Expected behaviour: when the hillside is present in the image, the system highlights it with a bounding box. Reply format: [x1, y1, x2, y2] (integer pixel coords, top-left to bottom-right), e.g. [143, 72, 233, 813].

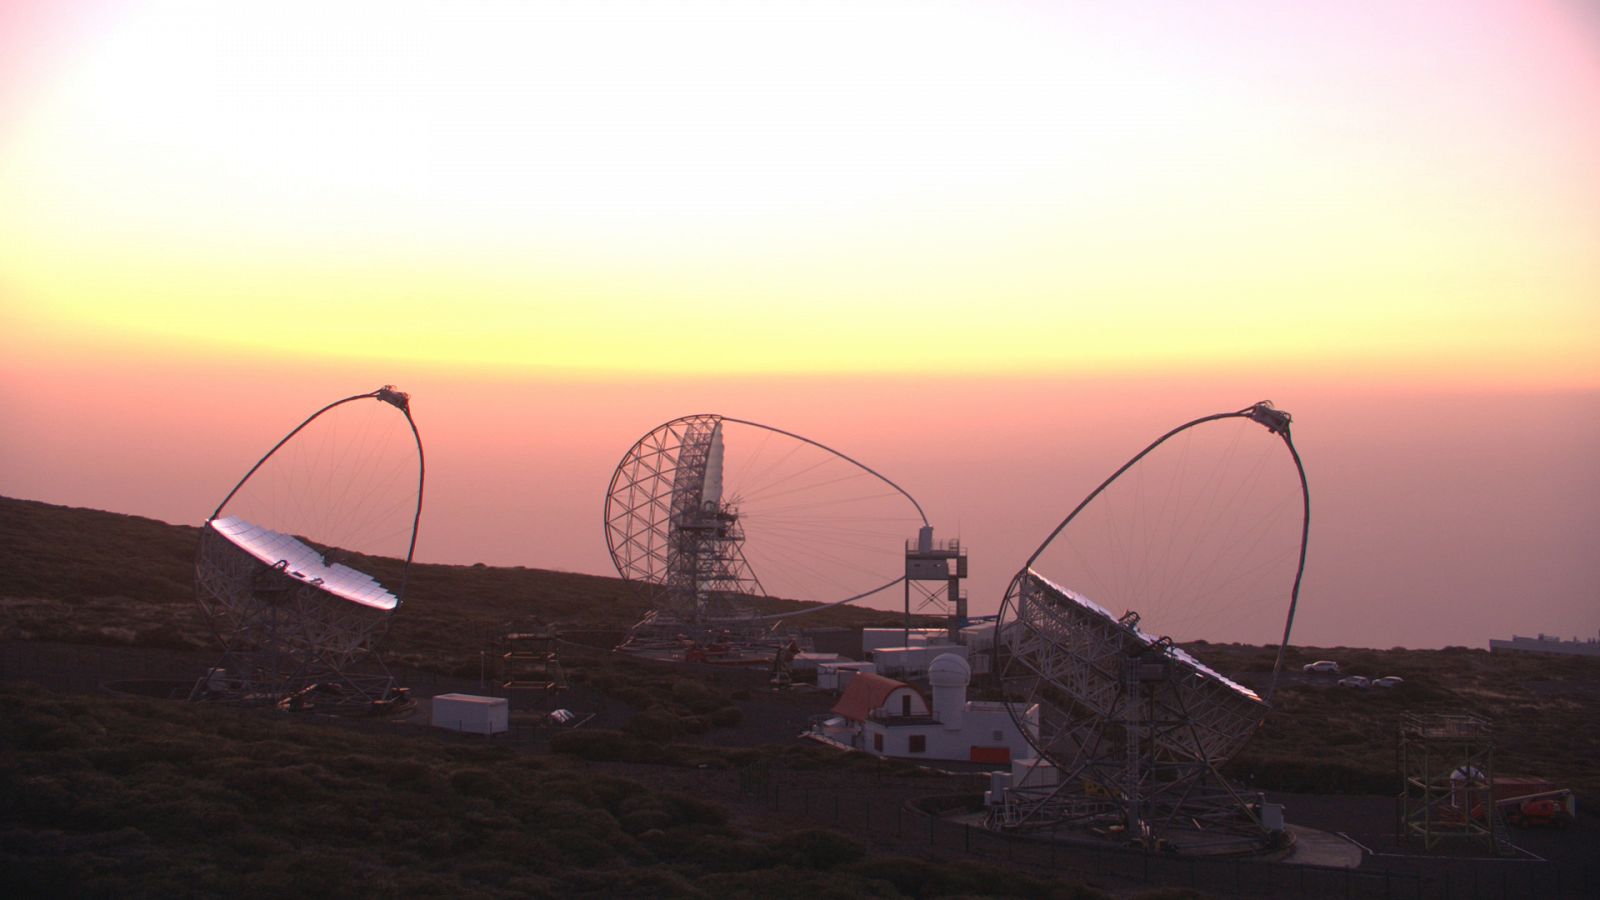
[0, 681, 1122, 900]
[3, 495, 1597, 804]
[0, 496, 910, 674]
[1203, 642, 1600, 803]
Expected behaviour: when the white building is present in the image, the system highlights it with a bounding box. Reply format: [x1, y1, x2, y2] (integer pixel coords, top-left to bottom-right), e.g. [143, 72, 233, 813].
[430, 693, 509, 735]
[985, 757, 1060, 806]
[870, 642, 968, 680]
[816, 661, 876, 691]
[813, 653, 1038, 764]
[1489, 632, 1600, 658]
[790, 652, 844, 672]
[861, 627, 950, 655]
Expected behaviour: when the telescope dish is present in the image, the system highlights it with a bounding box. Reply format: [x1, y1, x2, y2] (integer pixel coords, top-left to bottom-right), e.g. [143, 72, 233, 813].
[604, 414, 926, 652]
[993, 402, 1309, 851]
[193, 386, 424, 710]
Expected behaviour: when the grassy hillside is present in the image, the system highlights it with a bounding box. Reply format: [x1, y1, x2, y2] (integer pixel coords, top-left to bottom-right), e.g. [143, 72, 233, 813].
[0, 683, 1107, 899]
[1204, 642, 1600, 803]
[0, 496, 909, 674]
[3, 495, 1597, 803]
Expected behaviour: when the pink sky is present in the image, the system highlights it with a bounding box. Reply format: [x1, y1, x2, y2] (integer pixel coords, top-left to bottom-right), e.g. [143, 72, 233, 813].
[2, 350, 1595, 650]
[1, 1, 1597, 649]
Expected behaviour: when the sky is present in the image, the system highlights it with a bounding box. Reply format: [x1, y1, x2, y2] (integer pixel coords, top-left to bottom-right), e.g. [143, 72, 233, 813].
[1, 1, 1597, 650]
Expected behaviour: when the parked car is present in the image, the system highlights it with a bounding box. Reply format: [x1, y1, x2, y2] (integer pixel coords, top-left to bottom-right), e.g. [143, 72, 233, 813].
[1338, 675, 1370, 689]
[1373, 676, 1404, 689]
[1302, 660, 1340, 674]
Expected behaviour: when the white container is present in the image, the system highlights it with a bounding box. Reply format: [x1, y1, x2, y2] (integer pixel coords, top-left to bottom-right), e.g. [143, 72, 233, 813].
[1260, 802, 1286, 832]
[792, 652, 842, 672]
[871, 643, 969, 679]
[960, 623, 997, 651]
[869, 645, 924, 678]
[1012, 756, 1058, 788]
[431, 693, 509, 735]
[817, 661, 876, 690]
[987, 770, 1014, 805]
[862, 627, 948, 656]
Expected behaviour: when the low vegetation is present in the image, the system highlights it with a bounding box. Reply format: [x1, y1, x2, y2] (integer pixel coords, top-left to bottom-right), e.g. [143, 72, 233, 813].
[0, 684, 1107, 898]
[4, 495, 1598, 807]
[1201, 642, 1600, 801]
[0, 496, 908, 677]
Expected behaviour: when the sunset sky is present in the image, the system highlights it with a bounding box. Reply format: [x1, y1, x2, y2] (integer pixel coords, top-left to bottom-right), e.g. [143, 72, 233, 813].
[2, 1, 1597, 649]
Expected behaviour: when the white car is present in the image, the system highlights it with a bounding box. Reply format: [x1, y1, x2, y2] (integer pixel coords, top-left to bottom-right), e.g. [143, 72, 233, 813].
[1338, 675, 1371, 689]
[1302, 660, 1340, 674]
[1373, 676, 1404, 689]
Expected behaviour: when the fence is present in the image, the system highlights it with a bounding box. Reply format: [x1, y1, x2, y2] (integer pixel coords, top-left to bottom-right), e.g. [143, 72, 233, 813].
[7, 641, 1591, 898]
[736, 762, 1595, 899]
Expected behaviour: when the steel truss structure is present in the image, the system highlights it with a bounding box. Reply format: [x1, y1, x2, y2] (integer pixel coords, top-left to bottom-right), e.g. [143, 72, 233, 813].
[905, 532, 969, 640]
[660, 416, 764, 623]
[607, 414, 767, 649]
[191, 386, 423, 712]
[995, 572, 1273, 850]
[605, 413, 928, 653]
[497, 624, 568, 713]
[1398, 713, 1504, 851]
[991, 403, 1309, 854]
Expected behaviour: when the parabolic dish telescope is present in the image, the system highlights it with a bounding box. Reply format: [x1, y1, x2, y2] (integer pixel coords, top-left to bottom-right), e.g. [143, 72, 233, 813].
[604, 414, 930, 654]
[993, 402, 1309, 852]
[192, 386, 424, 710]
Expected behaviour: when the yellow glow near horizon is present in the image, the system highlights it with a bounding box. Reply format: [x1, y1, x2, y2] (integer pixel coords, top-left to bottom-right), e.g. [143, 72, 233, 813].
[1, 1, 1597, 383]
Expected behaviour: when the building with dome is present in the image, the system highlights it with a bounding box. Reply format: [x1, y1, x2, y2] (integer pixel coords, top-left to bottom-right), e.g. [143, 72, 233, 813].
[810, 652, 1039, 764]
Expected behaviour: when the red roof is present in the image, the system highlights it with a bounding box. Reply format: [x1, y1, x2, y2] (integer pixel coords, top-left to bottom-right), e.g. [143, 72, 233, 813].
[832, 672, 914, 722]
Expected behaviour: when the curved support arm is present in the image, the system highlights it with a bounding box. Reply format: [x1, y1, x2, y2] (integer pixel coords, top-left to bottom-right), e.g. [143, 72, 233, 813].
[708, 575, 908, 623]
[207, 385, 426, 606]
[603, 412, 930, 617]
[721, 417, 929, 527]
[1263, 431, 1310, 705]
[1016, 401, 1308, 706]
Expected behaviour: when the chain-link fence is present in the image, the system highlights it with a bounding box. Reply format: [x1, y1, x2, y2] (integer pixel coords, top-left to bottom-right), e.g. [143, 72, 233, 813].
[736, 761, 1595, 899]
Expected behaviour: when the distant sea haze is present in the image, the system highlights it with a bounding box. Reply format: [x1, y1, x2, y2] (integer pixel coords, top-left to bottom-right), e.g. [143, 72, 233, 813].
[1, 365, 1595, 651]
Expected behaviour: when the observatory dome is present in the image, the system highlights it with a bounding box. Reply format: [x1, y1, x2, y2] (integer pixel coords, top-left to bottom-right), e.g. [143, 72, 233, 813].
[928, 653, 971, 688]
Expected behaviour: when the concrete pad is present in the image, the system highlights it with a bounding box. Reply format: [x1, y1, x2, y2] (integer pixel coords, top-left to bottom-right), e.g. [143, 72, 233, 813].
[1284, 824, 1364, 868]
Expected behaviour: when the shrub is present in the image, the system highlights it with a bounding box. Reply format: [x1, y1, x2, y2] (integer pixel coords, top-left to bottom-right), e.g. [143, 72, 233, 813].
[768, 829, 866, 869]
[661, 791, 729, 827]
[549, 729, 637, 761]
[695, 866, 870, 899]
[676, 834, 777, 873]
[228, 832, 294, 860]
[382, 760, 435, 790]
[545, 829, 615, 867]
[449, 767, 501, 798]
[671, 679, 722, 714]
[612, 686, 655, 709]
[568, 775, 643, 815]
[559, 867, 705, 899]
[847, 856, 938, 895]
[626, 709, 681, 745]
[620, 807, 675, 835]
[454, 858, 522, 888]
